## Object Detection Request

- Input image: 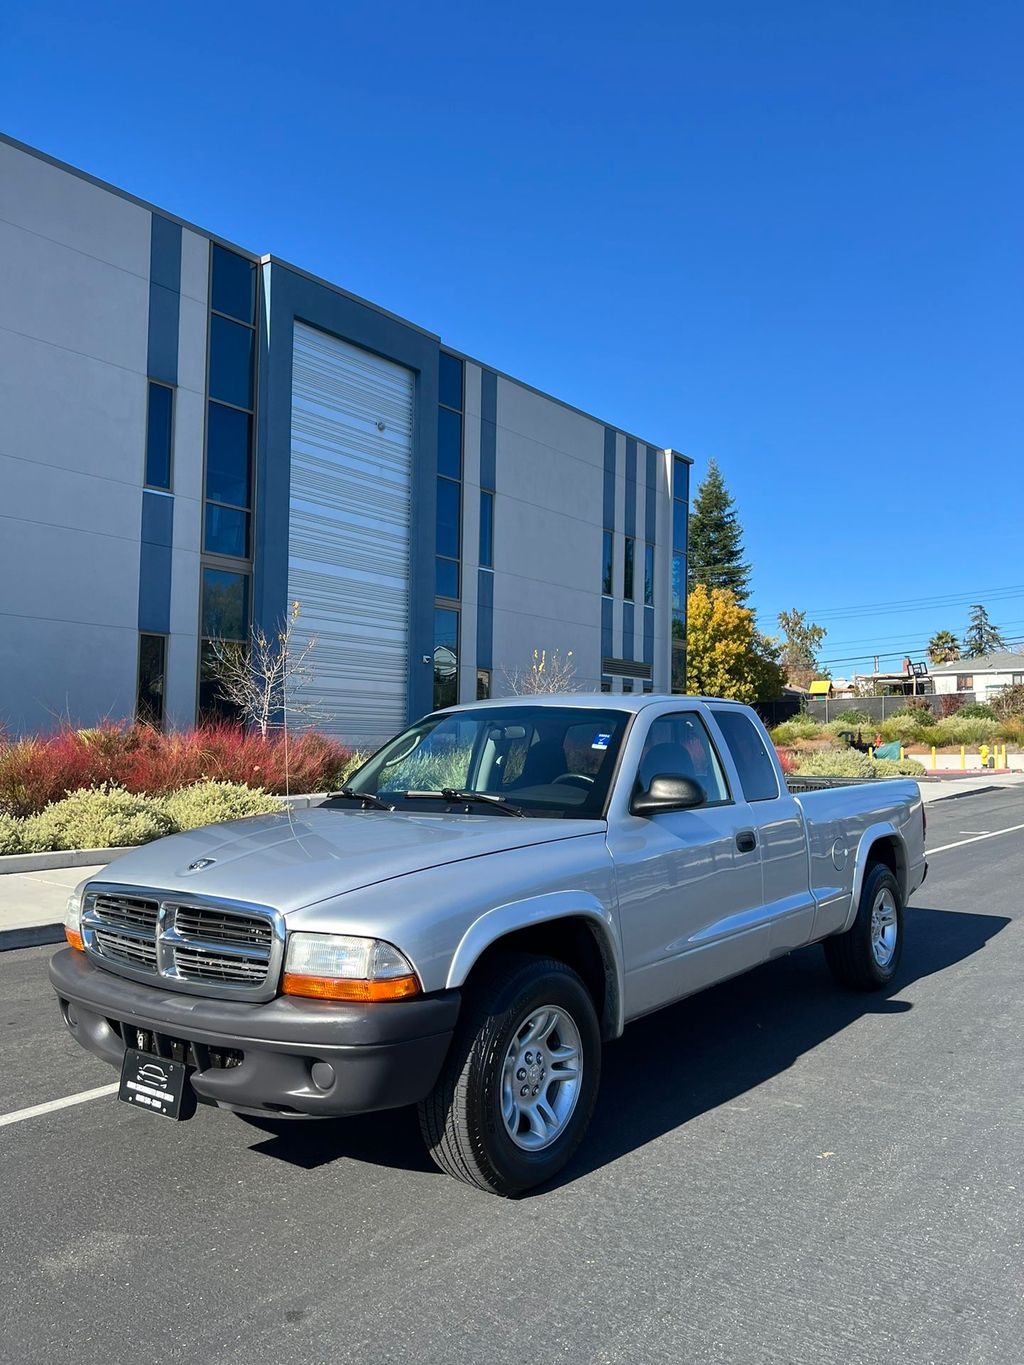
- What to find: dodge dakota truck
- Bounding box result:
[50,695,927,1195]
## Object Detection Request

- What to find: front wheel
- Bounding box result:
[824,862,904,990]
[418,954,601,1196]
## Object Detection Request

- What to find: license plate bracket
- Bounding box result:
[118,1047,196,1121]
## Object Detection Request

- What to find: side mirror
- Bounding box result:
[631,774,706,816]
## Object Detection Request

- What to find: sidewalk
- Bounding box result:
[4,774,1024,949]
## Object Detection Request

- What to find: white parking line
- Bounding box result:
[0,1083,118,1129]
[929,822,1024,855]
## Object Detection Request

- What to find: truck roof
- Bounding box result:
[443,694,749,714]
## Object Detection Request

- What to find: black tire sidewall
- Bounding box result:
[856,864,903,985]
[468,961,601,1193]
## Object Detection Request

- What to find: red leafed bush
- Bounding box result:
[0,723,359,818]
[774,746,797,774]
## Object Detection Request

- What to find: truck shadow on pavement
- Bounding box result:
[248,902,1009,1188]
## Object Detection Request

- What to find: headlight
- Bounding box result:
[64,887,85,951]
[282,933,420,1001]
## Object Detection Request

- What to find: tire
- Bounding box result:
[824,862,904,991]
[418,953,602,1196]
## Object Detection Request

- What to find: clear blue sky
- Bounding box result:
[4,1,1021,674]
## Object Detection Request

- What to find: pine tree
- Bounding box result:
[962,604,1005,659]
[687,458,751,603]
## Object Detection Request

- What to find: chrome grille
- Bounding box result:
[94,927,158,970]
[174,906,272,950]
[92,893,159,933]
[172,944,269,984]
[80,883,283,1002]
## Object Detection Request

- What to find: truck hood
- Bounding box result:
[90,809,606,913]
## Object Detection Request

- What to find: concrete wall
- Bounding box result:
[0,141,150,732]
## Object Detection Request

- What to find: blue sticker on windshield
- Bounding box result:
[592,734,611,751]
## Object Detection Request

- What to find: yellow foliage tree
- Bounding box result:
[686,585,786,702]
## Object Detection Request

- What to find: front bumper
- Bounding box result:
[49,947,460,1117]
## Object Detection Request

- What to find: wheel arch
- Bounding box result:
[446,893,624,1040]
[845,823,908,931]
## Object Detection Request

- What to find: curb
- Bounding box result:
[0,923,64,951]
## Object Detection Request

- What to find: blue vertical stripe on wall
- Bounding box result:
[477,569,494,670]
[138,492,173,634]
[622,602,635,661]
[603,427,616,532]
[601,596,613,659]
[645,446,657,544]
[480,370,497,491]
[643,606,654,665]
[624,439,637,539]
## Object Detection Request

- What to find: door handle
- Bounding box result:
[736,830,758,854]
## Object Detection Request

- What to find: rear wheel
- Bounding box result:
[418,954,601,1196]
[824,862,903,990]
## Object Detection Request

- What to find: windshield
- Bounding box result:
[345,706,632,819]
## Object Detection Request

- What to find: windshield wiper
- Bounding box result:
[325,787,395,812]
[402,789,525,817]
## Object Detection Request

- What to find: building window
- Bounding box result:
[145,382,174,490]
[622,679,634,694]
[624,537,635,601]
[434,606,459,710]
[209,315,254,410]
[644,543,654,606]
[602,530,614,597]
[211,244,255,324]
[439,350,464,412]
[476,667,491,701]
[957,674,974,691]
[136,634,167,727]
[480,490,494,569]
[199,567,249,722]
[438,406,463,480]
[204,249,256,566]
[1013,673,1024,686]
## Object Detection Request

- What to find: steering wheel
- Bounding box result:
[552,773,595,790]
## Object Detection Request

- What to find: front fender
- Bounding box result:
[445,890,625,1038]
[843,822,908,932]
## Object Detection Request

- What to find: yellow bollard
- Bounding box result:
[899,746,905,761]
[931,746,936,770]
[960,745,966,770]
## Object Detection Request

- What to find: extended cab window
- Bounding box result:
[711,709,780,802]
[636,712,730,805]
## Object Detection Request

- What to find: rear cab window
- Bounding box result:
[711,708,780,802]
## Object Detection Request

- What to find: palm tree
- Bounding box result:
[927,629,961,665]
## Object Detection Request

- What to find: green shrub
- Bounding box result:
[795,747,875,778]
[933,715,1000,745]
[159,781,283,831]
[770,715,822,744]
[955,702,996,720]
[991,684,1024,721]
[877,712,933,743]
[0,813,24,855]
[21,785,174,853]
[829,708,873,726]
[996,717,1024,747]
[822,718,873,743]
[872,757,926,777]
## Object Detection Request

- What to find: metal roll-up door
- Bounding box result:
[287,323,414,744]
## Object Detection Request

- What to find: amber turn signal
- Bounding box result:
[281,972,420,1002]
[65,927,85,952]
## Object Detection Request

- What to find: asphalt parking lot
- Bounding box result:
[1,788,1022,1365]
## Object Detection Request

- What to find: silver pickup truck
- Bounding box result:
[51,695,927,1195]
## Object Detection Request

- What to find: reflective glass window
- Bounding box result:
[439,352,464,412]
[438,406,463,480]
[209,315,254,410]
[205,504,249,559]
[602,531,613,596]
[201,567,249,640]
[436,556,459,600]
[433,607,459,710]
[436,476,461,559]
[206,402,252,507]
[211,246,255,324]
[644,544,655,606]
[624,538,635,601]
[479,491,494,568]
[136,634,166,727]
[145,383,173,490]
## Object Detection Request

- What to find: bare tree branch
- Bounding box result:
[503,648,580,696]
[207,602,325,735]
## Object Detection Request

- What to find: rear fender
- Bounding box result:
[445,890,625,1038]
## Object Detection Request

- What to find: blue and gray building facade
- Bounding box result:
[0,135,691,743]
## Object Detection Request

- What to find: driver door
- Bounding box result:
[608,710,767,1020]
